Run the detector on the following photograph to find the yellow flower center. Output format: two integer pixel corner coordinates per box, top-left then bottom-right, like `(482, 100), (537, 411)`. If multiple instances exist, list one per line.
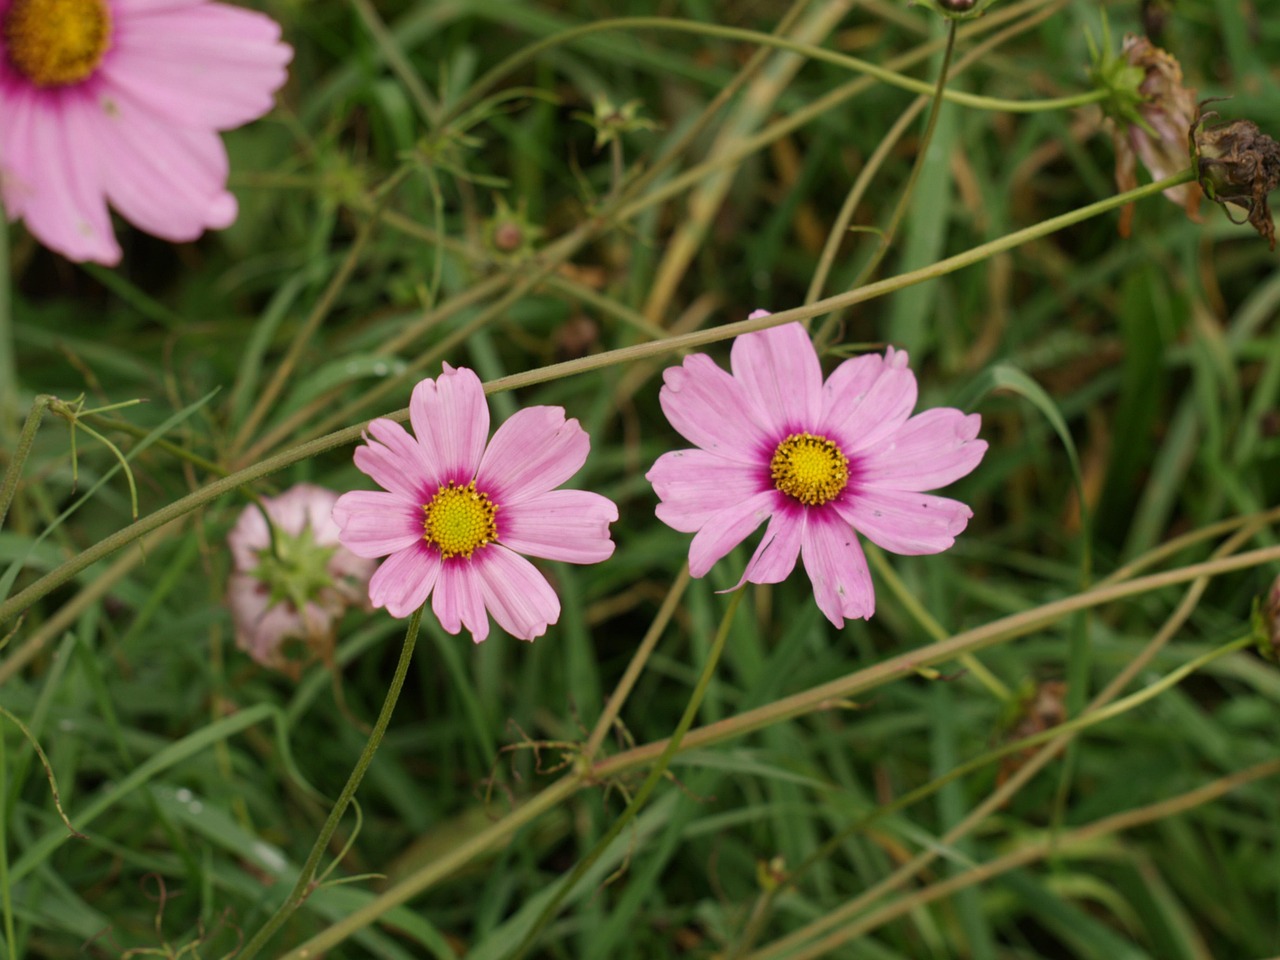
(3, 0), (112, 88)
(770, 432), (849, 506)
(422, 481), (498, 559)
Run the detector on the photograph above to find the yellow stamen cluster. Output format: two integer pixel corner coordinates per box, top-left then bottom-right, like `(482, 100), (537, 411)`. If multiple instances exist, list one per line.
(770, 432), (849, 506)
(422, 481), (498, 559)
(3, 0), (111, 88)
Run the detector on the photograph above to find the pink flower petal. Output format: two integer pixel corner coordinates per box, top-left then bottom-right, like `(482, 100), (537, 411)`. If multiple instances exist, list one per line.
(353, 418), (436, 500)
(226, 501), (269, 570)
(477, 406), (589, 505)
(369, 543), (441, 619)
(687, 490), (776, 578)
(10, 92), (120, 264)
(659, 354), (769, 461)
(819, 347), (917, 455)
(104, 1), (291, 130)
(119, 0), (205, 13)
(432, 557), (490, 643)
(409, 366), (489, 484)
(86, 87), (236, 241)
(499, 490), (618, 564)
(735, 507), (804, 587)
(855, 409), (987, 492)
(648, 449), (767, 534)
(730, 319), (823, 435)
(800, 511), (874, 627)
(474, 547), (561, 641)
(835, 488), (973, 556)
(332, 490), (424, 559)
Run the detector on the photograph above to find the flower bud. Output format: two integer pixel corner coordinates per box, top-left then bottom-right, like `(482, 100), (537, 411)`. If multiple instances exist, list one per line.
(226, 484), (374, 676)
(1092, 34), (1201, 236)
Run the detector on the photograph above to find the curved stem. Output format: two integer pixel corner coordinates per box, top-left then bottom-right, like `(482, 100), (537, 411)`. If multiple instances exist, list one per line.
(584, 565), (691, 762)
(514, 587), (743, 959)
(238, 608), (422, 960)
(444, 16), (1106, 128)
(726, 632), (1255, 958)
(870, 21), (957, 271)
(0, 395), (49, 535)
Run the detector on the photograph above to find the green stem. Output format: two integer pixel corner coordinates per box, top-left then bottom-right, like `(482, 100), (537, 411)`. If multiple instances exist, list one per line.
(445, 16), (1107, 127)
(589, 539), (1280, 781)
(232, 165), (413, 457)
(274, 536), (1275, 956)
(0, 170), (1195, 630)
(349, 0), (440, 127)
(0, 714), (14, 960)
(843, 21), (957, 297)
(0, 395), (50, 536)
(866, 545), (1011, 701)
(727, 633), (1254, 957)
(238, 609), (422, 960)
(510, 588), (744, 959)
(584, 565), (691, 761)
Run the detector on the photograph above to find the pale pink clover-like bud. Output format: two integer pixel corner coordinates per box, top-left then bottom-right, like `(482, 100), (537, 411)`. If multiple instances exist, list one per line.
(226, 484), (374, 675)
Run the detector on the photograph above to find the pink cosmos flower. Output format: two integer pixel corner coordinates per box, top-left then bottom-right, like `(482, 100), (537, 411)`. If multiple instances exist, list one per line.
(646, 315), (986, 627)
(226, 484), (375, 676)
(0, 0), (292, 265)
(332, 365), (619, 643)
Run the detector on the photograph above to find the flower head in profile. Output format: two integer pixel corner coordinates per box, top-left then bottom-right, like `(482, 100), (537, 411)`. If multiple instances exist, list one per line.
(0, 0), (292, 265)
(646, 315), (986, 628)
(226, 484), (375, 676)
(1091, 32), (1201, 236)
(333, 365), (618, 643)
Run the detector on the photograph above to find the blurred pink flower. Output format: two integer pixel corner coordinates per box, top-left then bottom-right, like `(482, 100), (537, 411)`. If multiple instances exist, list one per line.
(0, 0), (292, 265)
(333, 365), (618, 643)
(647, 315), (986, 627)
(226, 484), (374, 675)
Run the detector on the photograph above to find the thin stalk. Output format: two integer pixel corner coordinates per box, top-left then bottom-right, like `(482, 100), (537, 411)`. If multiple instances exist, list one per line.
(726, 632), (1255, 957)
(621, 0), (813, 204)
(805, 0), (1066, 311)
(765, 759), (1280, 960)
(232, 166), (412, 457)
(349, 0), (440, 127)
(511, 587), (744, 959)
(443, 17), (1107, 129)
(590, 540), (1280, 780)
(867, 21), (956, 278)
(866, 545), (1011, 701)
(0, 720), (14, 960)
(584, 565), (691, 761)
(0, 169), (1195, 630)
(238, 608), (422, 960)
(268, 534), (1273, 956)
(748, 513), (1267, 959)
(0, 396), (49, 535)
(611, 0), (1065, 227)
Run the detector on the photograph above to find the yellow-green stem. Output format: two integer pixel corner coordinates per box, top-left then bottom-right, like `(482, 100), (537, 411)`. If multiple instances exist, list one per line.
(238, 608), (422, 960)
(511, 588), (744, 959)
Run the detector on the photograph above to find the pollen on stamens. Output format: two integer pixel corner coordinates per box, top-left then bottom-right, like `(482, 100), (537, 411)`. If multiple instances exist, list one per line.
(770, 432), (850, 506)
(3, 0), (113, 88)
(422, 481), (499, 559)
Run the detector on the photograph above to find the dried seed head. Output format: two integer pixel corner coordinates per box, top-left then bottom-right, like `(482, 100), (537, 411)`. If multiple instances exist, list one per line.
(1192, 110), (1280, 249)
(1094, 34), (1201, 236)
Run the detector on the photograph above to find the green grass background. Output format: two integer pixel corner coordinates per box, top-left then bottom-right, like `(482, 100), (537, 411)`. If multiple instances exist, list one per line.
(2, 0), (1280, 957)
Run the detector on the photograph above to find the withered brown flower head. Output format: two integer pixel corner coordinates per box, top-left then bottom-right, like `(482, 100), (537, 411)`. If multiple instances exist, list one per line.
(1192, 111), (1280, 250)
(1103, 35), (1202, 237)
